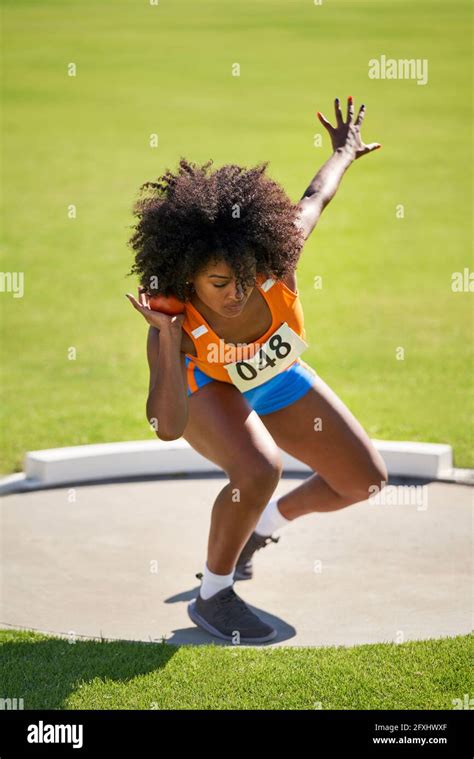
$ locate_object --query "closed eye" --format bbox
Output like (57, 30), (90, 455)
(213, 284), (227, 288)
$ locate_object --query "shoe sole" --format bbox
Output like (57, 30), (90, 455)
(187, 600), (277, 643)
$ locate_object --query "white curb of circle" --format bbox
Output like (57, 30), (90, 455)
(0, 439), (472, 495)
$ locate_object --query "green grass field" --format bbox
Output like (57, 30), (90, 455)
(1, 0), (472, 714)
(0, 0), (472, 474)
(1, 629), (472, 710)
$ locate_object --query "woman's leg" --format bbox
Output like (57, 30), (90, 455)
(258, 372), (388, 519)
(182, 381), (283, 574)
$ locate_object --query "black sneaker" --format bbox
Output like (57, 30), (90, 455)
(233, 532), (280, 581)
(188, 573), (277, 643)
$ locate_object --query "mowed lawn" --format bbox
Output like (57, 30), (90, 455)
(1, 0), (472, 474)
(1, 629), (472, 710)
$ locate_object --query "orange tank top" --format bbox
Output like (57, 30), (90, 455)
(182, 273), (309, 390)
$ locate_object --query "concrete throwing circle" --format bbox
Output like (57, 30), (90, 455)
(1, 474), (471, 647)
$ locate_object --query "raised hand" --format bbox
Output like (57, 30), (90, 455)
(317, 96), (381, 160)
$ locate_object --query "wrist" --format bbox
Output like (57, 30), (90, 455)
(334, 146), (355, 166)
(158, 323), (183, 343)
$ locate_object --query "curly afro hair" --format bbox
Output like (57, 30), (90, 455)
(127, 157), (305, 302)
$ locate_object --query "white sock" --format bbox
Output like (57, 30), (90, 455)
(200, 562), (235, 600)
(254, 497), (291, 537)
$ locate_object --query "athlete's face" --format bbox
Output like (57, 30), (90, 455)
(192, 261), (257, 318)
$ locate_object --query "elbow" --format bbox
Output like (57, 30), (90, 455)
(148, 417), (183, 441)
(146, 410), (187, 442)
(146, 395), (188, 442)
(156, 429), (183, 442)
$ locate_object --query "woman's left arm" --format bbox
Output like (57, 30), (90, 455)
(295, 96), (381, 241)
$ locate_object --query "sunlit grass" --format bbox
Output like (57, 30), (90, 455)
(1, 0), (472, 473)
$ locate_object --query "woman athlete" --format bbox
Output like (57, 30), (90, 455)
(126, 96), (388, 644)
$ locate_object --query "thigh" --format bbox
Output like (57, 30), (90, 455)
(258, 372), (388, 497)
(182, 380), (283, 479)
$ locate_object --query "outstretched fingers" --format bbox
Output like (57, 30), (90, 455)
(354, 103), (366, 128)
(334, 97), (344, 127)
(363, 142), (382, 153)
(346, 95), (354, 124)
(317, 110), (334, 133)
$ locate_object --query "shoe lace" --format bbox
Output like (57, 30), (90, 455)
(214, 589), (254, 625)
(194, 573), (255, 625)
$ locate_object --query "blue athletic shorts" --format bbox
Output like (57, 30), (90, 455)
(185, 357), (318, 415)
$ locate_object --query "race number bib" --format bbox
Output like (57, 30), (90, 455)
(223, 322), (309, 392)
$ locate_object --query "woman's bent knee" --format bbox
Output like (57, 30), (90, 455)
(230, 456), (282, 496)
(342, 461), (388, 502)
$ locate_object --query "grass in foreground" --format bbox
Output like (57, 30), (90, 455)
(1, 629), (472, 710)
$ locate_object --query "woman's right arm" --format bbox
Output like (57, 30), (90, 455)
(126, 288), (188, 441)
(146, 325), (189, 441)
